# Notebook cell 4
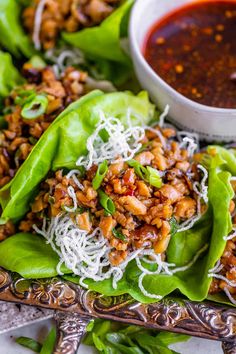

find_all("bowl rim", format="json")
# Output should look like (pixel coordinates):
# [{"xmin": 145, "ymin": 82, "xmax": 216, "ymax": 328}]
[{"xmin": 129, "ymin": 0, "xmax": 236, "ymax": 115}]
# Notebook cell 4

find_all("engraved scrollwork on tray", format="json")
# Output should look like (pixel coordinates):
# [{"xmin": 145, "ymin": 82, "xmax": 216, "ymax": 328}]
[
  {"xmin": 12, "ymin": 277, "xmax": 69, "ymax": 305},
  {"xmin": 185, "ymin": 301, "xmax": 236, "ymax": 339},
  {"xmin": 0, "ymin": 268, "xmax": 11, "ymax": 292},
  {"xmin": 147, "ymin": 298, "xmax": 187, "ymax": 327},
  {"xmin": 1, "ymin": 267, "xmax": 236, "ymax": 354},
  {"xmin": 0, "ymin": 270, "xmax": 79, "ymax": 308},
  {"xmin": 54, "ymin": 312, "xmax": 91, "ymax": 354},
  {"xmin": 222, "ymin": 341, "xmax": 236, "ymax": 354},
  {"xmin": 87, "ymin": 292, "xmax": 138, "ymax": 319}
]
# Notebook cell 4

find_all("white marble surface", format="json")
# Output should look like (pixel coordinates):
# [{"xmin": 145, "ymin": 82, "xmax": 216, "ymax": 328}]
[{"xmin": 0, "ymin": 318, "xmax": 223, "ymax": 354}]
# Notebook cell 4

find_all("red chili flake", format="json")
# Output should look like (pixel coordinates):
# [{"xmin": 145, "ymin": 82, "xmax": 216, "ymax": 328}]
[{"xmin": 124, "ymin": 188, "xmax": 135, "ymax": 196}]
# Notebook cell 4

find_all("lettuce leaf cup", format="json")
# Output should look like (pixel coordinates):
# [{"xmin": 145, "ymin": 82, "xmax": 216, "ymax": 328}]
[
  {"xmin": 0, "ymin": 90, "xmax": 235, "ymax": 307},
  {"xmin": 0, "ymin": 0, "xmax": 133, "ymax": 85}
]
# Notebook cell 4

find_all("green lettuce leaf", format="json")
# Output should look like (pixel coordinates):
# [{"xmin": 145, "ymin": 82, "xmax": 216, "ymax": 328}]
[
  {"xmin": 0, "ymin": 51, "xmax": 24, "ymax": 97},
  {"xmin": 207, "ymin": 146, "xmax": 236, "ymax": 175},
  {"xmin": 0, "ymin": 233, "xmax": 70, "ymax": 278},
  {"xmin": 63, "ymin": 0, "xmax": 133, "ymax": 65},
  {"xmin": 0, "ymin": 91, "xmax": 154, "ymax": 222},
  {"xmin": 207, "ymin": 293, "xmax": 236, "ymax": 307},
  {"xmin": 0, "ymin": 0, "xmax": 33, "ymax": 57}
]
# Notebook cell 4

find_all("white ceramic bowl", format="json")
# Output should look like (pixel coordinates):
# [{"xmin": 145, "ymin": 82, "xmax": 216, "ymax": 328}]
[{"xmin": 129, "ymin": 0, "xmax": 236, "ymax": 141}]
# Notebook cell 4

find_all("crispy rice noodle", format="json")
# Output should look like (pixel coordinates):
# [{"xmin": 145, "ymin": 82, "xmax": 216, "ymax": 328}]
[
  {"xmin": 45, "ymin": 48, "xmax": 85, "ymax": 78},
  {"xmin": 177, "ymin": 164, "xmax": 208, "ymax": 233},
  {"xmin": 223, "ymin": 226, "xmax": 236, "ymax": 241},
  {"xmin": 158, "ymin": 104, "xmax": 170, "ymax": 128},
  {"xmin": 33, "ymin": 214, "xmax": 208, "ymax": 297},
  {"xmin": 143, "ymin": 126, "xmax": 166, "ymax": 148},
  {"xmin": 66, "ymin": 170, "xmax": 84, "ymax": 191},
  {"xmin": 76, "ymin": 111, "xmax": 145, "ymax": 170},
  {"xmin": 33, "ymin": 0, "xmax": 46, "ymax": 50},
  {"xmin": 45, "ymin": 48, "xmax": 116, "ymax": 93},
  {"xmin": 208, "ymin": 259, "xmax": 224, "ymax": 274},
  {"xmin": 179, "ymin": 137, "xmax": 198, "ymax": 158},
  {"xmin": 224, "ymin": 288, "xmax": 236, "ymax": 305},
  {"xmin": 209, "ymin": 226, "xmax": 236, "ymax": 304},
  {"xmin": 209, "ymin": 202, "xmax": 236, "ymax": 304},
  {"xmin": 209, "ymin": 249, "xmax": 236, "ymax": 305},
  {"xmin": 177, "ymin": 131, "xmax": 199, "ymax": 151}
]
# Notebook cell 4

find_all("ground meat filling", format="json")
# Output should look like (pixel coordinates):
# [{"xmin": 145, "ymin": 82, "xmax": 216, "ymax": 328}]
[
  {"xmin": 0, "ymin": 63, "xmax": 88, "ymax": 188},
  {"xmin": 19, "ymin": 127, "xmax": 202, "ymax": 266},
  {"xmin": 23, "ymin": 0, "xmax": 121, "ymax": 50}
]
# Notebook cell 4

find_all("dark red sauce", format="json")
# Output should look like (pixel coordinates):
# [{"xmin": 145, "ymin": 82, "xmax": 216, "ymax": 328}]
[{"xmin": 143, "ymin": 0, "xmax": 236, "ymax": 108}]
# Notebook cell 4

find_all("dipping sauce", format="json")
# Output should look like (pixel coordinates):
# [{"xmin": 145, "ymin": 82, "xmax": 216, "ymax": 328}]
[{"xmin": 143, "ymin": 0, "xmax": 236, "ymax": 108}]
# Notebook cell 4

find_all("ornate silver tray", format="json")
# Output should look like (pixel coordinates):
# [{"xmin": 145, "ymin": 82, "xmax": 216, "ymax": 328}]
[{"xmin": 1, "ymin": 268, "xmax": 236, "ymax": 354}]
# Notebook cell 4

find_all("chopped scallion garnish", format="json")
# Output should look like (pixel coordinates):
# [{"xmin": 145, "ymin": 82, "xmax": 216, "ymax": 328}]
[
  {"xmin": 21, "ymin": 94, "xmax": 48, "ymax": 119},
  {"xmin": 127, "ymin": 159, "xmax": 162, "ymax": 188},
  {"xmin": 98, "ymin": 189, "xmax": 115, "ymax": 215},
  {"xmin": 127, "ymin": 159, "xmax": 147, "ymax": 180},
  {"xmin": 112, "ymin": 228, "xmax": 127, "ymax": 242},
  {"xmin": 92, "ymin": 160, "xmax": 108, "ymax": 190},
  {"xmin": 146, "ymin": 166, "xmax": 162, "ymax": 188}
]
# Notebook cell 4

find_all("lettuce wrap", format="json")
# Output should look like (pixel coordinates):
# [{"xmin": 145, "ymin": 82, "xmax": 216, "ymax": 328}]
[
  {"xmin": 0, "ymin": 91, "xmax": 234, "ymax": 306},
  {"xmin": 1, "ymin": 0, "xmax": 133, "ymax": 85},
  {"xmin": 0, "ymin": 91, "xmax": 154, "ymax": 222},
  {"xmin": 63, "ymin": 0, "xmax": 134, "ymax": 85},
  {"xmin": 62, "ymin": 0, "xmax": 133, "ymax": 65}
]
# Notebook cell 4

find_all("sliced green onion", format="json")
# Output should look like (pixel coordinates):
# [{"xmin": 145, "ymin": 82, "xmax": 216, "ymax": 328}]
[
  {"xmin": 138, "ymin": 142, "xmax": 152, "ymax": 153},
  {"xmin": 40, "ymin": 328, "xmax": 56, "ymax": 354},
  {"xmin": 29, "ymin": 136, "xmax": 38, "ymax": 145},
  {"xmin": 16, "ymin": 89, "xmax": 36, "ymax": 97},
  {"xmin": 127, "ymin": 159, "xmax": 147, "ymax": 180},
  {"xmin": 92, "ymin": 333, "xmax": 106, "ymax": 351},
  {"xmin": 98, "ymin": 189, "xmax": 115, "ymax": 215},
  {"xmin": 15, "ymin": 337, "xmax": 42, "ymax": 353},
  {"xmin": 21, "ymin": 94, "xmax": 48, "ymax": 119},
  {"xmin": 86, "ymin": 319, "xmax": 95, "ymax": 332},
  {"xmin": 127, "ymin": 159, "xmax": 162, "ymax": 188},
  {"xmin": 29, "ymin": 55, "xmax": 46, "ymax": 69},
  {"xmin": 170, "ymin": 217, "xmax": 178, "ymax": 236},
  {"xmin": 48, "ymin": 196, "xmax": 55, "ymax": 205},
  {"xmin": 15, "ymin": 93, "xmax": 36, "ymax": 106},
  {"xmin": 77, "ymin": 206, "xmax": 86, "ymax": 214},
  {"xmin": 112, "ymin": 228, "xmax": 127, "ymax": 242},
  {"xmin": 14, "ymin": 89, "xmax": 36, "ymax": 106},
  {"xmin": 104, "ymin": 210, "xmax": 111, "ymax": 217},
  {"xmin": 146, "ymin": 166, "xmax": 162, "ymax": 188},
  {"xmin": 3, "ymin": 106, "xmax": 13, "ymax": 115},
  {"xmin": 0, "ymin": 116, "xmax": 7, "ymax": 129},
  {"xmin": 92, "ymin": 160, "xmax": 108, "ymax": 190}
]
